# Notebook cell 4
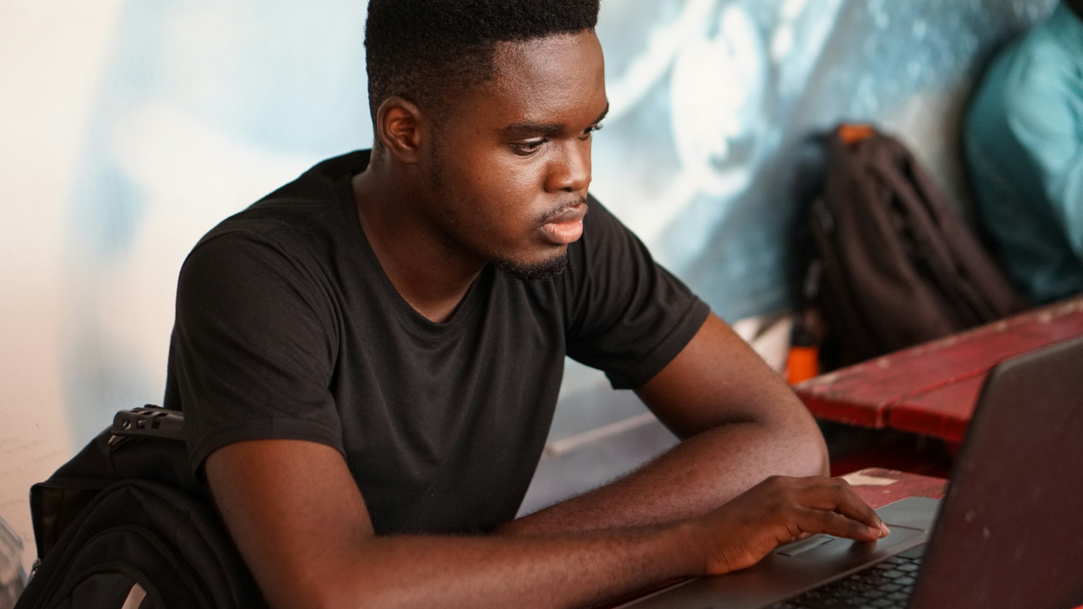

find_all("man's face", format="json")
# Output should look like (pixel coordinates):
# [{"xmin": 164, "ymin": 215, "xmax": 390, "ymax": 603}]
[{"xmin": 420, "ymin": 29, "xmax": 608, "ymax": 280}]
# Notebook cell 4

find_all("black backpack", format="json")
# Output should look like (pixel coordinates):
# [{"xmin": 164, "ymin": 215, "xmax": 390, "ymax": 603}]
[
  {"xmin": 14, "ymin": 407, "xmax": 265, "ymax": 609},
  {"xmin": 801, "ymin": 125, "xmax": 1026, "ymax": 368}
]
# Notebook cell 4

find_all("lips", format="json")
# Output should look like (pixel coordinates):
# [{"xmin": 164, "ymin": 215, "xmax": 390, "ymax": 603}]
[{"xmin": 541, "ymin": 202, "xmax": 588, "ymax": 245}]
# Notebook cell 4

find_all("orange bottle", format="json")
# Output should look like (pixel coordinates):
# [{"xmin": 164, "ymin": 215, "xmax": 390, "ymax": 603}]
[{"xmin": 786, "ymin": 316, "xmax": 820, "ymax": 385}]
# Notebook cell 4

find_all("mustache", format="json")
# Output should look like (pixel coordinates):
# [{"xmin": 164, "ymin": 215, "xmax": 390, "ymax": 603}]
[{"xmin": 535, "ymin": 197, "xmax": 588, "ymax": 225}]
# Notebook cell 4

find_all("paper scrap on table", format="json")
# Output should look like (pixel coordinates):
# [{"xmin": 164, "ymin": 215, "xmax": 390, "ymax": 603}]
[{"xmin": 841, "ymin": 472, "xmax": 897, "ymax": 487}]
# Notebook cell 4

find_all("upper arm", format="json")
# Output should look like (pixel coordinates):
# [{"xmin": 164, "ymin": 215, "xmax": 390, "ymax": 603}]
[
  {"xmin": 173, "ymin": 235, "xmax": 366, "ymax": 606},
  {"xmin": 635, "ymin": 313, "xmax": 823, "ymax": 452},
  {"xmin": 171, "ymin": 233, "xmax": 344, "ymax": 471},
  {"xmin": 205, "ymin": 439, "xmax": 373, "ymax": 609}
]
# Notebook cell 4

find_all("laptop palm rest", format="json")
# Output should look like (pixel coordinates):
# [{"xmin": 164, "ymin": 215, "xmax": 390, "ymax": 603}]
[{"xmin": 620, "ymin": 496, "xmax": 939, "ymax": 608}]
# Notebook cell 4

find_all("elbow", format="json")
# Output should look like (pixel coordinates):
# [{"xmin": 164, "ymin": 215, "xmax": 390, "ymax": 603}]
[
  {"xmin": 762, "ymin": 406, "xmax": 829, "ymax": 478},
  {"xmin": 273, "ymin": 580, "xmax": 383, "ymax": 609},
  {"xmin": 266, "ymin": 580, "xmax": 348, "ymax": 609},
  {"xmin": 265, "ymin": 562, "xmax": 389, "ymax": 609},
  {"xmin": 810, "ymin": 432, "xmax": 831, "ymax": 477},
  {"xmin": 789, "ymin": 412, "xmax": 830, "ymax": 477}
]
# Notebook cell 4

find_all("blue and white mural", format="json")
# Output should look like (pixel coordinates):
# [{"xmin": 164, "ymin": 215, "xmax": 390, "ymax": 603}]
[
  {"xmin": 63, "ymin": 0, "xmax": 1055, "ymax": 443},
  {"xmin": 0, "ymin": 0, "xmax": 1057, "ymax": 566},
  {"xmin": 594, "ymin": 0, "xmax": 1055, "ymax": 317}
]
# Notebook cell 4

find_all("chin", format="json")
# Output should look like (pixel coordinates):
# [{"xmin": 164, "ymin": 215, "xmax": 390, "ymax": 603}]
[{"xmin": 495, "ymin": 250, "xmax": 569, "ymax": 282}]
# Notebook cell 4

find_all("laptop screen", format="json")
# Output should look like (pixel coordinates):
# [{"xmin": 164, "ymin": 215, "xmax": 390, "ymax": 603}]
[{"xmin": 911, "ymin": 336, "xmax": 1083, "ymax": 609}]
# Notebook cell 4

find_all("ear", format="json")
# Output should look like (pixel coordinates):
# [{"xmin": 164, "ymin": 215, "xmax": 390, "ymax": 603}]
[{"xmin": 375, "ymin": 96, "xmax": 426, "ymax": 164}]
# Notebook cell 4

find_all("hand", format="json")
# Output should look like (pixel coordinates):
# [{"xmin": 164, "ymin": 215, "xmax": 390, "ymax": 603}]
[{"xmin": 691, "ymin": 476, "xmax": 889, "ymax": 575}]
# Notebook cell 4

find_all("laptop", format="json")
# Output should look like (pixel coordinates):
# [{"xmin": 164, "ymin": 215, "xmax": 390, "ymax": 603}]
[{"xmin": 621, "ymin": 335, "xmax": 1083, "ymax": 609}]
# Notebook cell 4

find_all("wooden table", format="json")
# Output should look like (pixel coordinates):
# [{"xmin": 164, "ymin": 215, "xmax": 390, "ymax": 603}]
[{"xmin": 795, "ymin": 296, "xmax": 1083, "ymax": 442}]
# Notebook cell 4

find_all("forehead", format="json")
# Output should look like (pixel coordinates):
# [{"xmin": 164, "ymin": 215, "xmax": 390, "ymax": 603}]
[{"xmin": 451, "ymin": 30, "xmax": 607, "ymax": 129}]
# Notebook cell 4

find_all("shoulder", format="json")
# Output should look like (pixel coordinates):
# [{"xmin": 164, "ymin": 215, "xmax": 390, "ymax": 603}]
[
  {"xmin": 177, "ymin": 152, "xmax": 372, "ymax": 325},
  {"xmin": 188, "ymin": 151, "xmax": 367, "ymax": 276},
  {"xmin": 567, "ymin": 195, "xmax": 642, "ymax": 265},
  {"xmin": 554, "ymin": 195, "xmax": 640, "ymax": 303},
  {"xmin": 578, "ymin": 194, "xmax": 627, "ymax": 235}
]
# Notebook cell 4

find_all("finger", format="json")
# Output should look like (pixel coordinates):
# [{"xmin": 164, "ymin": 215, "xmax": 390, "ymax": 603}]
[
  {"xmin": 798, "ymin": 478, "xmax": 887, "ymax": 534},
  {"xmin": 797, "ymin": 508, "xmax": 883, "ymax": 542}
]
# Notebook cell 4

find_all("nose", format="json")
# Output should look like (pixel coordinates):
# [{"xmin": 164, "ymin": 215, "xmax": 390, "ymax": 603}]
[{"xmin": 544, "ymin": 138, "xmax": 592, "ymax": 194}]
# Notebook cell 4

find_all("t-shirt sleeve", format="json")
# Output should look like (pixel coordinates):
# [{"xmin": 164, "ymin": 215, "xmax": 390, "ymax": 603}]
[
  {"xmin": 563, "ymin": 197, "xmax": 710, "ymax": 389},
  {"xmin": 168, "ymin": 230, "xmax": 344, "ymax": 473}
]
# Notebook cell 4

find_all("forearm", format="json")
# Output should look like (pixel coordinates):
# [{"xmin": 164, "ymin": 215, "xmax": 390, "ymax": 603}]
[
  {"xmin": 211, "ymin": 440, "xmax": 881, "ymax": 609},
  {"xmin": 502, "ymin": 418, "xmax": 827, "ymax": 536},
  {"xmin": 502, "ymin": 313, "xmax": 830, "ymax": 538},
  {"xmin": 303, "ymin": 523, "xmax": 700, "ymax": 609}
]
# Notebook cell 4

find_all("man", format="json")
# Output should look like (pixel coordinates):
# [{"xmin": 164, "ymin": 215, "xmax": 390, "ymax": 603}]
[
  {"xmin": 165, "ymin": 1, "xmax": 888, "ymax": 607},
  {"xmin": 965, "ymin": 0, "xmax": 1083, "ymax": 304}
]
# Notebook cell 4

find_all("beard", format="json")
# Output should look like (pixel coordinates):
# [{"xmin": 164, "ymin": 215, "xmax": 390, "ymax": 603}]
[
  {"xmin": 496, "ymin": 250, "xmax": 570, "ymax": 282},
  {"xmin": 426, "ymin": 134, "xmax": 575, "ymax": 283}
]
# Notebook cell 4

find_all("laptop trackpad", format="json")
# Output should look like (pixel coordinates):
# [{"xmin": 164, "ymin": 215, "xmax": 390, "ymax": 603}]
[{"xmin": 779, "ymin": 524, "xmax": 924, "ymax": 560}]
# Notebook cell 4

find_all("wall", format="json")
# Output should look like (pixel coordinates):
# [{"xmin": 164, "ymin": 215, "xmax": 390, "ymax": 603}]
[{"xmin": 0, "ymin": 0, "xmax": 1055, "ymax": 570}]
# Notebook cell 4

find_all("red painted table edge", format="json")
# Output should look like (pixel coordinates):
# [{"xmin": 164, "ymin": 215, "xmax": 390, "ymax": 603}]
[
  {"xmin": 795, "ymin": 297, "xmax": 1083, "ymax": 441},
  {"xmin": 800, "ymin": 394, "xmax": 890, "ymax": 429}
]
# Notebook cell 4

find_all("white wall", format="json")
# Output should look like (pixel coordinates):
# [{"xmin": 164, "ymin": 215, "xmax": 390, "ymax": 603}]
[{"xmin": 0, "ymin": 0, "xmax": 127, "ymax": 571}]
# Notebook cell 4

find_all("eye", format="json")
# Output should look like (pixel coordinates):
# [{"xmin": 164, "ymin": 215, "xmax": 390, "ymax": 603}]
[
  {"xmin": 510, "ymin": 138, "xmax": 546, "ymax": 155},
  {"xmin": 579, "ymin": 123, "xmax": 604, "ymax": 140}
]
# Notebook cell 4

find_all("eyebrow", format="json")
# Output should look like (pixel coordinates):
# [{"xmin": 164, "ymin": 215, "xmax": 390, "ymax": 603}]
[{"xmin": 501, "ymin": 102, "xmax": 610, "ymax": 138}]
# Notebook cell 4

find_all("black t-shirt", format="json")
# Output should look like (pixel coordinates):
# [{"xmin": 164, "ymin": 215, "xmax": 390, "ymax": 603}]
[{"xmin": 165, "ymin": 150, "xmax": 709, "ymax": 534}]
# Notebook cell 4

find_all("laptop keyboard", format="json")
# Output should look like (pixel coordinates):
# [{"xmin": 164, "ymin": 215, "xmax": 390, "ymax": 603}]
[{"xmin": 768, "ymin": 554, "xmax": 923, "ymax": 609}]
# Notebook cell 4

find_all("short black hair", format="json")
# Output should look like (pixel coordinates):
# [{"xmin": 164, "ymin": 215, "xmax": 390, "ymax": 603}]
[{"xmin": 364, "ymin": 0, "xmax": 600, "ymax": 125}]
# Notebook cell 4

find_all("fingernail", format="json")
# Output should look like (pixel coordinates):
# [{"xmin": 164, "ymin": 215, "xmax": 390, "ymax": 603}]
[{"xmin": 880, "ymin": 523, "xmax": 891, "ymax": 537}]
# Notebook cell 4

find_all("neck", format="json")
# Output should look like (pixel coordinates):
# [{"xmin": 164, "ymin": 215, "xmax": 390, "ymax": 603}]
[{"xmin": 351, "ymin": 152, "xmax": 485, "ymax": 323}]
